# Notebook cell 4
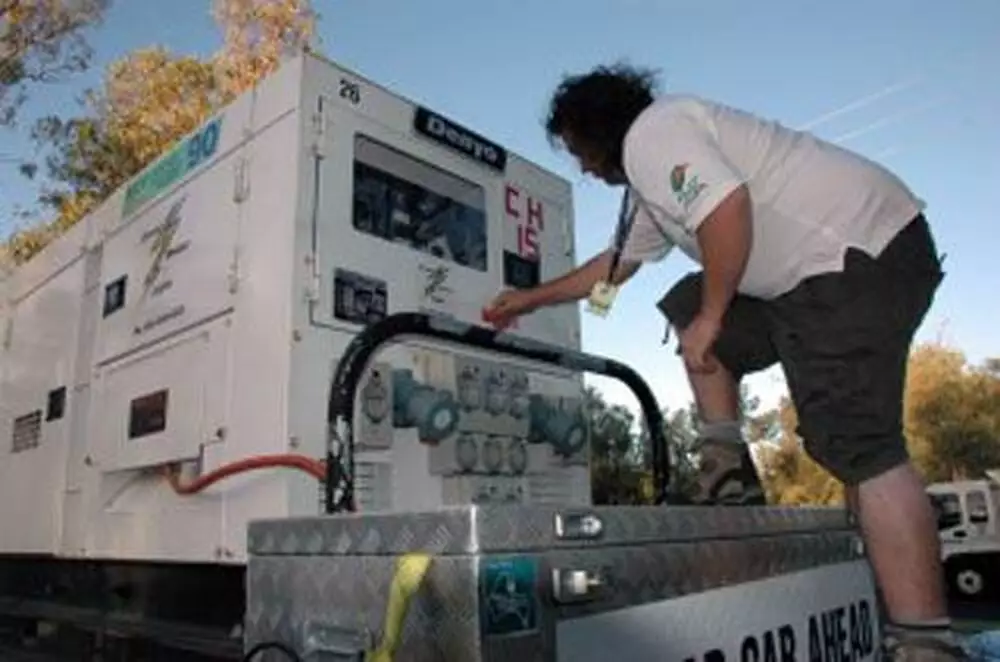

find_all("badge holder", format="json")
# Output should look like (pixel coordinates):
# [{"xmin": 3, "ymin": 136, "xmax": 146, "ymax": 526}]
[
  {"xmin": 586, "ymin": 281, "xmax": 619, "ymax": 318},
  {"xmin": 586, "ymin": 188, "xmax": 636, "ymax": 319}
]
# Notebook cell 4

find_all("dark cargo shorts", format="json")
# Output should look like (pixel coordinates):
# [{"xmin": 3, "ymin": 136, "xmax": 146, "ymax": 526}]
[{"xmin": 656, "ymin": 215, "xmax": 945, "ymax": 485}]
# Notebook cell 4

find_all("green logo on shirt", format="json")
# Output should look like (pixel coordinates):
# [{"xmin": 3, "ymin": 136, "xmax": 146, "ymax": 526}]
[{"xmin": 670, "ymin": 163, "xmax": 706, "ymax": 212}]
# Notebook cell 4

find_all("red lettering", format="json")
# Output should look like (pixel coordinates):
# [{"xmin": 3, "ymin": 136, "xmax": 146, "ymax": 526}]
[
  {"xmin": 507, "ymin": 184, "xmax": 544, "ymax": 261},
  {"xmin": 518, "ymin": 225, "xmax": 539, "ymax": 259},
  {"xmin": 505, "ymin": 185, "xmax": 520, "ymax": 218},
  {"xmin": 526, "ymin": 197, "xmax": 544, "ymax": 230}
]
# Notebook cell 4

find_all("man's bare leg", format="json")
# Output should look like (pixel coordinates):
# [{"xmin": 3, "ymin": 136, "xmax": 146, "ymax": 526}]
[
  {"xmin": 683, "ymin": 360, "xmax": 766, "ymax": 505},
  {"xmin": 855, "ymin": 465, "xmax": 963, "ymax": 658},
  {"xmin": 688, "ymin": 361, "xmax": 741, "ymax": 423},
  {"xmin": 690, "ymin": 362, "xmax": 958, "ymax": 654}
]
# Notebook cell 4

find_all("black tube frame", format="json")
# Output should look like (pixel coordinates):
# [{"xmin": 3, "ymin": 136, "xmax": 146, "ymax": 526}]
[{"xmin": 324, "ymin": 312, "xmax": 670, "ymax": 513}]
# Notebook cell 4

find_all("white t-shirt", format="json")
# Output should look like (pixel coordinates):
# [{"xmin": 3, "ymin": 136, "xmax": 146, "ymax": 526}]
[{"xmin": 614, "ymin": 95, "xmax": 925, "ymax": 299}]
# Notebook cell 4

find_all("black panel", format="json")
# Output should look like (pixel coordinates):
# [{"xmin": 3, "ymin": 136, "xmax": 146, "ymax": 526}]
[
  {"xmin": 412, "ymin": 106, "xmax": 507, "ymax": 172},
  {"xmin": 352, "ymin": 135, "xmax": 488, "ymax": 272},
  {"xmin": 334, "ymin": 268, "xmax": 388, "ymax": 326},
  {"xmin": 128, "ymin": 389, "xmax": 168, "ymax": 440},
  {"xmin": 503, "ymin": 250, "xmax": 540, "ymax": 288},
  {"xmin": 103, "ymin": 275, "xmax": 127, "ymax": 317},
  {"xmin": 46, "ymin": 386, "xmax": 67, "ymax": 422}
]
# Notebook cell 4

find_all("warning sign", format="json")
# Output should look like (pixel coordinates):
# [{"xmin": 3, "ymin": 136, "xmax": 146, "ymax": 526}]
[
  {"xmin": 684, "ymin": 599, "xmax": 875, "ymax": 661},
  {"xmin": 555, "ymin": 560, "xmax": 880, "ymax": 662}
]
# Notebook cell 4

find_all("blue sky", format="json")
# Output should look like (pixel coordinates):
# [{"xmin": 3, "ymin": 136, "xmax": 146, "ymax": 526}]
[{"xmin": 2, "ymin": 0, "xmax": 997, "ymax": 413}]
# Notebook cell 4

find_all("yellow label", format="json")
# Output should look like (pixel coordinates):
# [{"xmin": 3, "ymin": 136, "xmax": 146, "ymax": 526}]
[{"xmin": 586, "ymin": 281, "xmax": 619, "ymax": 318}]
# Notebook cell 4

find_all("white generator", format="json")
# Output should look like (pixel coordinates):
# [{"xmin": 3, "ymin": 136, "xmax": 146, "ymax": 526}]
[
  {"xmin": 0, "ymin": 51, "xmax": 590, "ymax": 568},
  {"xmin": 0, "ymin": 53, "xmax": 883, "ymax": 662}
]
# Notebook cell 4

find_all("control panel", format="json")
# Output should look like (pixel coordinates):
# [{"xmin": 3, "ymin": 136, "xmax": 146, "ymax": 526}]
[{"xmin": 352, "ymin": 351, "xmax": 590, "ymax": 509}]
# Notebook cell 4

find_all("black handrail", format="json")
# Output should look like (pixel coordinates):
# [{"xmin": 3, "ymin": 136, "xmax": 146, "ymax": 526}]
[{"xmin": 324, "ymin": 312, "xmax": 670, "ymax": 513}]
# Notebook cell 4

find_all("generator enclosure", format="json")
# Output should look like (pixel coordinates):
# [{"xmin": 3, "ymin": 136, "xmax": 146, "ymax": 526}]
[
  {"xmin": 245, "ymin": 505, "xmax": 879, "ymax": 661},
  {"xmin": 0, "ymin": 52, "xmax": 589, "ymax": 565}
]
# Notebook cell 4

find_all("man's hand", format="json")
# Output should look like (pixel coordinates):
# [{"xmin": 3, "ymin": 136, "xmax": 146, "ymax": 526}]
[
  {"xmin": 481, "ymin": 249, "xmax": 642, "ymax": 330},
  {"xmin": 678, "ymin": 312, "xmax": 722, "ymax": 373},
  {"xmin": 483, "ymin": 289, "xmax": 538, "ymax": 329}
]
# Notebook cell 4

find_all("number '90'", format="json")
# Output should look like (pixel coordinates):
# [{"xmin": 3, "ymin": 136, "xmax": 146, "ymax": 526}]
[{"xmin": 186, "ymin": 119, "xmax": 222, "ymax": 169}]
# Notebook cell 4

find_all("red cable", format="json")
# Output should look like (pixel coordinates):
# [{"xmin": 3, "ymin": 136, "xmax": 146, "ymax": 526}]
[{"xmin": 164, "ymin": 454, "xmax": 326, "ymax": 495}]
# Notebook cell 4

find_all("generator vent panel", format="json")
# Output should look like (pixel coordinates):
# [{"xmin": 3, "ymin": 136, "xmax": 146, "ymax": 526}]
[{"xmin": 11, "ymin": 410, "xmax": 42, "ymax": 453}]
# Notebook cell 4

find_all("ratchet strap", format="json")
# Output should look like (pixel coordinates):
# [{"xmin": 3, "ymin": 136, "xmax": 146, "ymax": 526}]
[{"xmin": 366, "ymin": 553, "xmax": 433, "ymax": 662}]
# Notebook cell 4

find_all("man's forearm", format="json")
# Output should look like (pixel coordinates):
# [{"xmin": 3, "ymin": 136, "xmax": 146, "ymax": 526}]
[
  {"xmin": 525, "ymin": 249, "xmax": 640, "ymax": 309},
  {"xmin": 696, "ymin": 186, "xmax": 752, "ymax": 321}
]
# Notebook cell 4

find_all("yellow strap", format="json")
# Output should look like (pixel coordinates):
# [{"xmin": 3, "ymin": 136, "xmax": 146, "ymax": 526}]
[{"xmin": 366, "ymin": 553, "xmax": 433, "ymax": 662}]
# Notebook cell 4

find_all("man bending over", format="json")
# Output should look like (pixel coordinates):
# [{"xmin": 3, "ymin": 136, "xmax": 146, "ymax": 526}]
[{"xmin": 484, "ymin": 63, "xmax": 962, "ymax": 661}]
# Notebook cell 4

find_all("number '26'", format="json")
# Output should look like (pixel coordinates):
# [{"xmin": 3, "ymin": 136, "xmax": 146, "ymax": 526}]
[{"xmin": 186, "ymin": 119, "xmax": 222, "ymax": 170}]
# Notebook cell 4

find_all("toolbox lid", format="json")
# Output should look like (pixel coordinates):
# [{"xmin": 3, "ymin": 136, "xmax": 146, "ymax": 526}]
[{"xmin": 247, "ymin": 504, "xmax": 854, "ymax": 556}]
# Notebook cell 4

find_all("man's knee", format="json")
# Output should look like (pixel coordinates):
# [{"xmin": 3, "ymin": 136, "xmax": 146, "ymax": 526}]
[{"xmin": 799, "ymin": 426, "xmax": 912, "ymax": 486}]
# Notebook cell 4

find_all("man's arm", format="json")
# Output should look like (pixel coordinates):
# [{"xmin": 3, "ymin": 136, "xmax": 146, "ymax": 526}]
[
  {"xmin": 523, "ymin": 248, "xmax": 641, "ymax": 309},
  {"xmin": 696, "ymin": 184, "xmax": 752, "ymax": 322},
  {"xmin": 622, "ymin": 105, "xmax": 751, "ymax": 321}
]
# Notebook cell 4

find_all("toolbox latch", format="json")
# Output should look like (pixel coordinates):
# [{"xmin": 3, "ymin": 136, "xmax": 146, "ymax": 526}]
[
  {"xmin": 301, "ymin": 621, "xmax": 372, "ymax": 660},
  {"xmin": 552, "ymin": 568, "xmax": 607, "ymax": 604},
  {"xmin": 553, "ymin": 512, "xmax": 604, "ymax": 541}
]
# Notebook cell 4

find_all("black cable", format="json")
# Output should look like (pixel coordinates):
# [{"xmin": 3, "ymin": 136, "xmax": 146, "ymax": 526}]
[{"xmin": 242, "ymin": 640, "xmax": 303, "ymax": 662}]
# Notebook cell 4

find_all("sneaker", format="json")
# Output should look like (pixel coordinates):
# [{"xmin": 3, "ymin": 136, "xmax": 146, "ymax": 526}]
[
  {"xmin": 673, "ymin": 438, "xmax": 767, "ymax": 506},
  {"xmin": 883, "ymin": 630, "xmax": 969, "ymax": 661}
]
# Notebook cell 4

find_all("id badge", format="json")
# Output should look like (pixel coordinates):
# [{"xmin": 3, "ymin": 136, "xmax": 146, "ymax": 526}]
[{"xmin": 586, "ymin": 281, "xmax": 619, "ymax": 318}]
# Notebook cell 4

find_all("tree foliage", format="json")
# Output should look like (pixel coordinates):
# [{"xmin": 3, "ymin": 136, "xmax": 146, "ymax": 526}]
[
  {"xmin": 904, "ymin": 343, "xmax": 1000, "ymax": 481},
  {"xmin": 3, "ymin": 0, "xmax": 317, "ymax": 265},
  {"xmin": 755, "ymin": 400, "xmax": 844, "ymax": 506},
  {"xmin": 587, "ymin": 383, "xmax": 780, "ymax": 505},
  {"xmin": 0, "ymin": 0, "xmax": 109, "ymax": 126},
  {"xmin": 585, "ymin": 386, "xmax": 653, "ymax": 504}
]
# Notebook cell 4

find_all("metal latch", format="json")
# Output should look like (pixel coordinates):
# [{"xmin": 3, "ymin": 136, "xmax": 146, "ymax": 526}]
[
  {"xmin": 551, "ymin": 568, "xmax": 607, "ymax": 604},
  {"xmin": 553, "ymin": 512, "xmax": 604, "ymax": 541},
  {"xmin": 300, "ymin": 621, "xmax": 372, "ymax": 661}
]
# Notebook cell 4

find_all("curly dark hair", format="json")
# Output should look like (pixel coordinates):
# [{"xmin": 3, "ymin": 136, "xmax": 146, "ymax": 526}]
[{"xmin": 544, "ymin": 62, "xmax": 659, "ymax": 172}]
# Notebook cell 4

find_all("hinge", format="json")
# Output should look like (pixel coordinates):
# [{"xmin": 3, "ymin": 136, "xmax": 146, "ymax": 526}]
[
  {"xmin": 2, "ymin": 316, "xmax": 12, "ymax": 350},
  {"xmin": 233, "ymin": 155, "xmax": 250, "ymax": 203},
  {"xmin": 305, "ymin": 253, "xmax": 321, "ymax": 304},
  {"xmin": 227, "ymin": 251, "xmax": 240, "ymax": 294},
  {"xmin": 312, "ymin": 95, "xmax": 330, "ymax": 159}
]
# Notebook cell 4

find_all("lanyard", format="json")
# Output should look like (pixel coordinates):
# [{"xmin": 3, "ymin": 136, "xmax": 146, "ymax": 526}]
[{"xmin": 607, "ymin": 187, "xmax": 639, "ymax": 282}]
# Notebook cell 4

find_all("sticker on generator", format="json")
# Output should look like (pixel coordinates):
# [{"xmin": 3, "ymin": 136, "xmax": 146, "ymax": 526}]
[
  {"xmin": 123, "ymin": 117, "xmax": 223, "ymax": 218},
  {"xmin": 333, "ymin": 268, "xmax": 388, "ymax": 325},
  {"xmin": 479, "ymin": 556, "xmax": 539, "ymax": 637}
]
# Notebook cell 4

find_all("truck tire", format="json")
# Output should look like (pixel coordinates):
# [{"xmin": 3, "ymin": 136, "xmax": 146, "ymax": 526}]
[{"xmin": 946, "ymin": 556, "xmax": 988, "ymax": 599}]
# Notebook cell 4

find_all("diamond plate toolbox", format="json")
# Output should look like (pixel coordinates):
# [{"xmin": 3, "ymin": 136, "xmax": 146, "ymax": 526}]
[{"xmin": 244, "ymin": 505, "xmax": 864, "ymax": 661}]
